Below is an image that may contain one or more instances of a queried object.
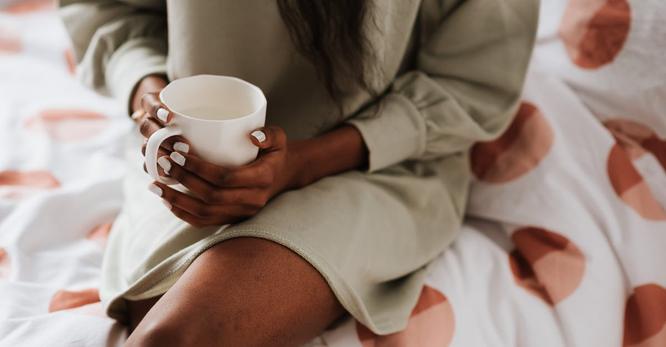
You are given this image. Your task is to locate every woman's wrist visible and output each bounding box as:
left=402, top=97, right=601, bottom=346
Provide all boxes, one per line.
left=284, top=125, right=368, bottom=191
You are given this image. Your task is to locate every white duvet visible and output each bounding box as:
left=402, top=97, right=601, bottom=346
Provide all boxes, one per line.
left=0, top=1, right=664, bottom=346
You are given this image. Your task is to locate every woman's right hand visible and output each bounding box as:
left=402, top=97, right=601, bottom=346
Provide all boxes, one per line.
left=130, top=75, right=189, bottom=176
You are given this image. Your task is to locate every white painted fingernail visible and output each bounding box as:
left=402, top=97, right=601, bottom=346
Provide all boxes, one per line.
left=162, top=200, right=172, bottom=210
left=157, top=156, right=171, bottom=174
left=251, top=130, right=266, bottom=143
left=156, top=108, right=170, bottom=123
left=170, top=151, right=186, bottom=166
left=173, top=142, right=190, bottom=153
left=148, top=183, right=163, bottom=197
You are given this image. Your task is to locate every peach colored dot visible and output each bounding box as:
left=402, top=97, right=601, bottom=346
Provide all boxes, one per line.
left=86, top=223, right=113, bottom=248
left=509, top=227, right=585, bottom=305
left=605, top=119, right=666, bottom=171
left=2, top=0, right=55, bottom=14
left=0, top=28, right=21, bottom=54
left=0, top=170, right=60, bottom=189
left=48, top=288, right=100, bottom=313
left=623, top=284, right=666, bottom=347
left=24, top=109, right=109, bottom=142
left=64, top=49, right=76, bottom=75
left=0, top=248, right=10, bottom=279
left=471, top=102, right=554, bottom=183
left=607, top=144, right=666, bottom=220
left=356, top=286, right=454, bottom=347
left=560, top=0, right=631, bottom=69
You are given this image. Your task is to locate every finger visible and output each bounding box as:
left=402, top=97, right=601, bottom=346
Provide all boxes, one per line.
left=169, top=151, right=273, bottom=188
left=249, top=126, right=287, bottom=150
left=142, top=139, right=190, bottom=157
left=167, top=151, right=230, bottom=186
left=138, top=117, right=187, bottom=152
left=138, top=116, right=162, bottom=139
left=130, top=110, right=145, bottom=123
left=151, top=182, right=258, bottom=219
left=143, top=151, right=171, bottom=177
left=166, top=204, right=244, bottom=228
left=141, top=92, right=172, bottom=125
left=166, top=162, right=268, bottom=206
left=158, top=158, right=218, bottom=199
left=163, top=202, right=213, bottom=228
left=216, top=160, right=274, bottom=188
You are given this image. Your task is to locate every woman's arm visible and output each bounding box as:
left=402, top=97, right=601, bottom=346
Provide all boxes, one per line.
left=346, top=0, right=539, bottom=172
left=59, top=0, right=168, bottom=115
left=286, top=125, right=368, bottom=190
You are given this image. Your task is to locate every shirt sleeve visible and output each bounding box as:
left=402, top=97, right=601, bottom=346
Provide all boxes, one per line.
left=346, top=0, right=539, bottom=172
left=59, top=0, right=168, bottom=114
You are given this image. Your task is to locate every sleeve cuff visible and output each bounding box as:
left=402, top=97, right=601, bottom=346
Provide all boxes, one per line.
left=346, top=93, right=426, bottom=172
left=105, top=37, right=167, bottom=115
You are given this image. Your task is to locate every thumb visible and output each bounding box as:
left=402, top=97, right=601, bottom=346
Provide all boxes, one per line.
left=249, top=126, right=286, bottom=150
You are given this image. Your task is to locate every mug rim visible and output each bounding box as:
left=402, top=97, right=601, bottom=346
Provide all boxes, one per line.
left=159, top=74, right=267, bottom=123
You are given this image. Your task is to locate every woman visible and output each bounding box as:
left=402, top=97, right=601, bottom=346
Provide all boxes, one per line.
left=60, top=0, right=537, bottom=345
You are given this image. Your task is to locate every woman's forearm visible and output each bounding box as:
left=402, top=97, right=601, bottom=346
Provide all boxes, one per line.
left=286, top=125, right=369, bottom=189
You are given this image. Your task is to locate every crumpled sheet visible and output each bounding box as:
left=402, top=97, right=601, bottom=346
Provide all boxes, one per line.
left=0, top=1, right=664, bottom=346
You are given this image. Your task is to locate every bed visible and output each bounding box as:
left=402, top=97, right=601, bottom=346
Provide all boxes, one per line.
left=0, top=0, right=664, bottom=346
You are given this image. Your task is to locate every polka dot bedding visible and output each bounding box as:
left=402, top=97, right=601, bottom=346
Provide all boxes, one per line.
left=0, top=1, right=663, bottom=346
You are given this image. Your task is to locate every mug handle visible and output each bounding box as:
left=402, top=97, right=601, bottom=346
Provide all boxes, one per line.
left=145, top=126, right=182, bottom=185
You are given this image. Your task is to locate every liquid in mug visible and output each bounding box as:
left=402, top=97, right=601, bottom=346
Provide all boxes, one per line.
left=179, top=105, right=251, bottom=120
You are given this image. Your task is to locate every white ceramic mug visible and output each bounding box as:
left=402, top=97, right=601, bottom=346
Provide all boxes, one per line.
left=145, top=75, right=267, bottom=185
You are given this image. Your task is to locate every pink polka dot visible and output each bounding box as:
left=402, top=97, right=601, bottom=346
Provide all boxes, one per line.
left=64, top=49, right=76, bottom=75
left=0, top=170, right=60, bottom=199
left=471, top=102, right=554, bottom=183
left=607, top=144, right=666, bottom=220
left=509, top=227, right=585, bottom=305
left=356, top=286, right=454, bottom=347
left=86, top=223, right=113, bottom=248
left=48, top=288, right=100, bottom=313
left=2, top=0, right=54, bottom=14
left=560, top=0, right=631, bottom=69
left=24, top=109, right=109, bottom=142
left=623, top=284, right=666, bottom=347
left=0, top=27, right=21, bottom=54
left=0, top=248, right=10, bottom=279
left=605, top=119, right=666, bottom=171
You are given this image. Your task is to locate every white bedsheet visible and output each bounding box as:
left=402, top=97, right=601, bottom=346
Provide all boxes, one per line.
left=1, top=1, right=664, bottom=346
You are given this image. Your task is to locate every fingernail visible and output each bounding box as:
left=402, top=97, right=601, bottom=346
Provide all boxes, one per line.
left=251, top=130, right=266, bottom=143
left=156, top=108, right=170, bottom=123
left=173, top=142, right=190, bottom=153
left=148, top=183, right=163, bottom=197
left=157, top=156, right=171, bottom=174
left=170, top=151, right=186, bottom=166
left=162, top=200, right=172, bottom=210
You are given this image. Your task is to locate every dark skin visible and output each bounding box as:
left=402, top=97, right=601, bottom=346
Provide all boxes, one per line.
left=125, top=75, right=368, bottom=346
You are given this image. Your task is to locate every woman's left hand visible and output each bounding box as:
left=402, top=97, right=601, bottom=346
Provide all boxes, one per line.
left=147, top=126, right=297, bottom=227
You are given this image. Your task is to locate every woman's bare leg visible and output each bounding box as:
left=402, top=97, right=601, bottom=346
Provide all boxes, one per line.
left=125, top=237, right=345, bottom=346
left=127, top=296, right=161, bottom=333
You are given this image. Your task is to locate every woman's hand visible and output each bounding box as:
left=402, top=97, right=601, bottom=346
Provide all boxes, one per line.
left=148, top=126, right=299, bottom=228
left=132, top=76, right=368, bottom=228
left=131, top=75, right=191, bottom=176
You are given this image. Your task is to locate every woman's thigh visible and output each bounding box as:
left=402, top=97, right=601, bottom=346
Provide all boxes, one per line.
left=125, top=237, right=345, bottom=347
